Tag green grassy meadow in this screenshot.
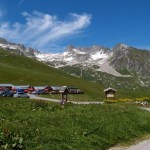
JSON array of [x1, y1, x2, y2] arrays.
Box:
[[40, 93, 101, 102], [0, 98, 150, 150]]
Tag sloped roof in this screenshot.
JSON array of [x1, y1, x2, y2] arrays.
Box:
[[50, 86, 62, 90], [0, 84, 14, 87], [104, 87, 116, 92], [34, 86, 47, 90], [13, 85, 29, 89]]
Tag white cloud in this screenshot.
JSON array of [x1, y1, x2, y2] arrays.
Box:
[[0, 11, 91, 52]]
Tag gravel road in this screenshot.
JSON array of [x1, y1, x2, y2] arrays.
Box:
[[127, 140, 150, 150], [29, 94, 103, 105], [29, 94, 60, 103], [109, 139, 150, 150], [109, 107, 150, 150]]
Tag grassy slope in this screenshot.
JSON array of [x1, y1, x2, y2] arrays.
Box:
[[0, 49, 104, 100], [0, 48, 150, 100], [1, 98, 150, 150]]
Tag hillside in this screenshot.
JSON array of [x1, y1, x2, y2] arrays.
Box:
[[0, 48, 105, 100], [111, 45, 150, 87], [36, 44, 150, 90]]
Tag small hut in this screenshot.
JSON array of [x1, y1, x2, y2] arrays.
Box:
[[104, 87, 116, 99]]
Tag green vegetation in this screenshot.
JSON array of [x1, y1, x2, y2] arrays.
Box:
[[104, 97, 150, 103], [117, 90, 150, 99], [60, 64, 150, 92], [117, 68, 131, 75], [40, 93, 101, 101], [1, 98, 150, 150]]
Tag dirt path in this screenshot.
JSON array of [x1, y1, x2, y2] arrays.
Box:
[[109, 106, 150, 150], [29, 94, 60, 102], [29, 94, 103, 105], [108, 139, 150, 150], [139, 107, 150, 112]]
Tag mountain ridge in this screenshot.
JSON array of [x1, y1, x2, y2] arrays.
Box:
[[0, 38, 150, 89], [0, 38, 40, 58]]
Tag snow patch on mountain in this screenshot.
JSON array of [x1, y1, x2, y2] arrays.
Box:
[[72, 48, 86, 54], [35, 47, 111, 67], [0, 43, 16, 50], [90, 50, 108, 60]]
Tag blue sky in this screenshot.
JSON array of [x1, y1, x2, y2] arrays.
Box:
[[0, 0, 150, 52]]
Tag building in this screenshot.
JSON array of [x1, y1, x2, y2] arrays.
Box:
[[104, 87, 116, 99], [50, 86, 63, 94], [33, 86, 52, 93], [12, 85, 29, 93], [59, 86, 84, 94], [0, 84, 14, 90]]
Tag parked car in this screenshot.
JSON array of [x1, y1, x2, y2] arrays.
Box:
[[14, 92, 30, 98], [0, 90, 4, 95], [32, 90, 48, 95], [16, 89, 24, 93], [0, 90, 14, 97]]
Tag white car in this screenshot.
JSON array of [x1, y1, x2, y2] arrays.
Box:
[[14, 92, 30, 98]]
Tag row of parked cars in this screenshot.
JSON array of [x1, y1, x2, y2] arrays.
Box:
[[0, 90, 30, 98], [0, 88, 50, 98]]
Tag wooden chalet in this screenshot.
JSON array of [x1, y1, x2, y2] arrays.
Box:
[[104, 87, 116, 99]]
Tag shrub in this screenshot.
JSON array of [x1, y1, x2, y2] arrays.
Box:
[[104, 97, 150, 103]]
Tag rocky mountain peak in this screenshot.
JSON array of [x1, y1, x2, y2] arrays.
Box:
[[0, 37, 40, 58], [90, 45, 110, 53], [0, 38, 8, 44], [113, 43, 129, 52], [66, 45, 110, 55], [66, 45, 77, 55]]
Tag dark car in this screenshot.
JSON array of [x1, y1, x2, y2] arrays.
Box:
[[1, 91, 14, 97], [0, 90, 4, 95], [32, 90, 48, 95]]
